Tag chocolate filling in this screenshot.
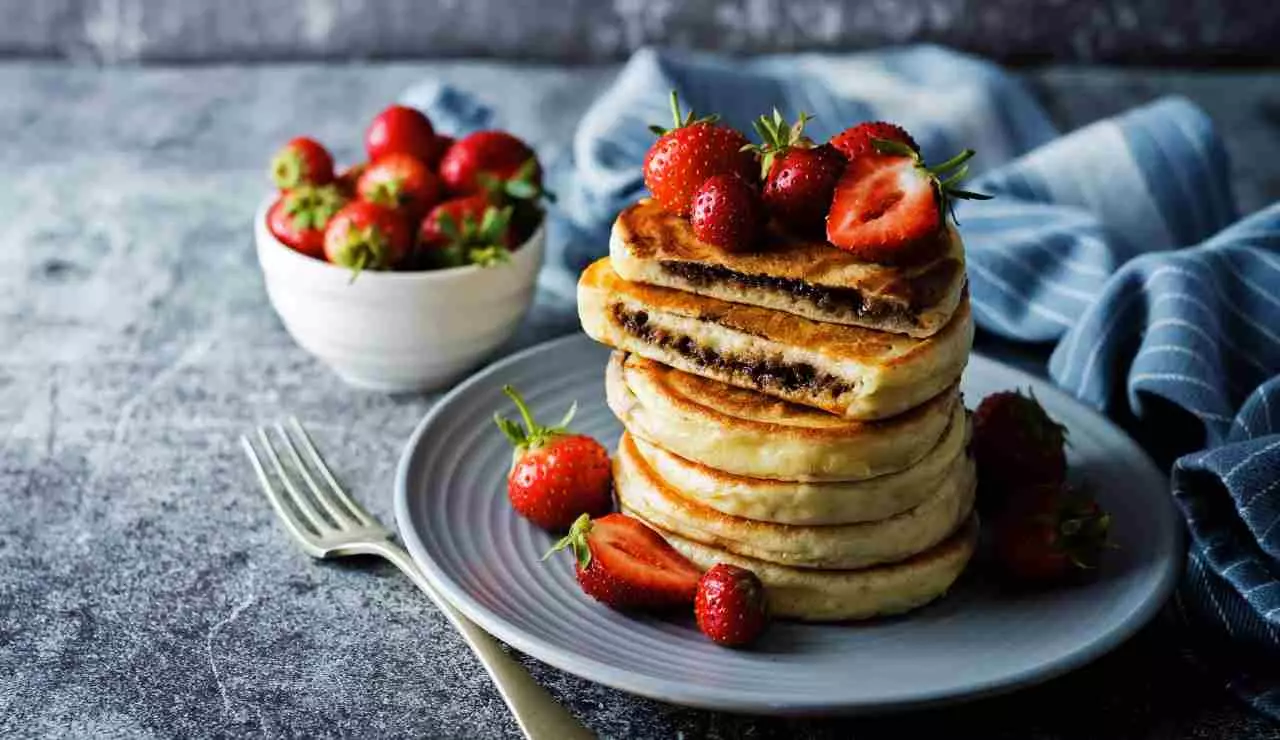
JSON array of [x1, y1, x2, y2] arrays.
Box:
[[611, 304, 851, 398], [659, 260, 904, 323]]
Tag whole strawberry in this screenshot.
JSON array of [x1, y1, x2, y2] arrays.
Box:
[[323, 200, 412, 277], [972, 389, 1069, 505], [829, 120, 919, 161], [695, 564, 769, 647], [365, 105, 438, 165], [418, 195, 518, 268], [334, 162, 368, 199], [495, 386, 613, 531], [743, 109, 845, 237], [544, 513, 702, 610], [992, 482, 1111, 584], [270, 137, 335, 190], [643, 91, 755, 217], [357, 152, 443, 219], [266, 184, 347, 260], [439, 130, 541, 199], [826, 138, 990, 263], [690, 174, 764, 252]]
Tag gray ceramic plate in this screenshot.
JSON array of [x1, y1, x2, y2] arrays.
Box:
[[394, 334, 1181, 714]]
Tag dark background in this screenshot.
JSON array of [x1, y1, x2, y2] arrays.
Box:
[[6, 0, 1280, 66]]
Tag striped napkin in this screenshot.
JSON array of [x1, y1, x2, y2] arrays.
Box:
[[404, 45, 1280, 716]]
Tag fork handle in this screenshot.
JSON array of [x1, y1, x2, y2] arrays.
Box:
[[361, 541, 596, 740]]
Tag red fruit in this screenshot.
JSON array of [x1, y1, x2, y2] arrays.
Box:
[[495, 386, 613, 530], [992, 482, 1111, 584], [335, 162, 368, 198], [270, 137, 335, 190], [545, 513, 702, 610], [365, 105, 437, 164], [419, 195, 518, 268], [266, 184, 347, 260], [825, 141, 989, 263], [356, 153, 443, 219], [695, 564, 769, 647], [439, 130, 541, 198], [322, 200, 411, 276], [829, 121, 919, 161], [433, 135, 455, 162], [743, 109, 845, 237], [972, 390, 1070, 506], [643, 91, 755, 217], [690, 174, 764, 252]]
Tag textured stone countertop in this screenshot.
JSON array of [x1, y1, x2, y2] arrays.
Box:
[[2, 60, 1279, 739]]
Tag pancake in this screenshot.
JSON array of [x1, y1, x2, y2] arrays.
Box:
[[611, 199, 967, 337], [615, 432, 976, 570], [606, 351, 960, 482], [578, 257, 973, 420], [627, 407, 970, 524], [645, 516, 979, 621]]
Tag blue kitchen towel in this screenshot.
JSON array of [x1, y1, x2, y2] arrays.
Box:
[[405, 46, 1280, 717]]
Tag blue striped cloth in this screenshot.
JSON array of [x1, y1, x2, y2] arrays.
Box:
[[405, 46, 1280, 716]]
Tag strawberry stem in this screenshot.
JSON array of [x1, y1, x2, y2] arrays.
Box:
[[930, 148, 976, 175], [542, 513, 593, 568], [493, 384, 573, 451]]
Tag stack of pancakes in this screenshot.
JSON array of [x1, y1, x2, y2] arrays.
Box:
[[577, 199, 977, 621]]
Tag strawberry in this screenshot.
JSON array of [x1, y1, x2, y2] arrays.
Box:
[[270, 137, 335, 190], [829, 121, 919, 161], [323, 200, 412, 277], [544, 513, 702, 610], [439, 131, 541, 199], [992, 482, 1111, 584], [356, 153, 443, 219], [418, 195, 518, 268], [690, 174, 764, 252], [743, 109, 845, 237], [972, 389, 1069, 508], [825, 140, 990, 263], [334, 162, 368, 199], [695, 564, 769, 647], [643, 91, 755, 217], [494, 386, 613, 530], [365, 105, 437, 165], [266, 184, 347, 260]]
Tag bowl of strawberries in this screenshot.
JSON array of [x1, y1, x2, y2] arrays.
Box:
[[256, 104, 549, 392]]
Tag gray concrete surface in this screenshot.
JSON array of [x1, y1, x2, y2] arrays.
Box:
[[2, 61, 1279, 738]]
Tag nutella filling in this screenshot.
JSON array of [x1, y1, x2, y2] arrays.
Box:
[[659, 260, 907, 324], [611, 304, 851, 399]]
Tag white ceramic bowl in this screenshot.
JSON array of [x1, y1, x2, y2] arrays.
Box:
[[254, 195, 544, 392]]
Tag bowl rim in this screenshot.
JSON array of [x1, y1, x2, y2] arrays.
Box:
[[255, 192, 545, 283]]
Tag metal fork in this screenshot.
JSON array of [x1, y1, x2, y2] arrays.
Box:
[[241, 418, 594, 740]]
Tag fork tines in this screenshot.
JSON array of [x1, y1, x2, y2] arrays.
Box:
[[241, 419, 384, 549]]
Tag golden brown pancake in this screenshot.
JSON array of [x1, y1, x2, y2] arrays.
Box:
[[615, 432, 976, 570], [626, 407, 971, 524], [639, 516, 979, 621], [611, 199, 967, 337], [579, 257, 973, 419], [607, 351, 961, 482]]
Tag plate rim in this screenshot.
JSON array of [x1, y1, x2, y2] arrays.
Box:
[[393, 332, 1183, 715]]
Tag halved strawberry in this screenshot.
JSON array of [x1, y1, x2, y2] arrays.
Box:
[[825, 141, 990, 264], [643, 91, 755, 217], [829, 121, 919, 161], [544, 513, 702, 610]]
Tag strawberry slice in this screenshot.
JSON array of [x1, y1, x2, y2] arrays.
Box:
[[825, 140, 990, 264], [544, 513, 702, 610]]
